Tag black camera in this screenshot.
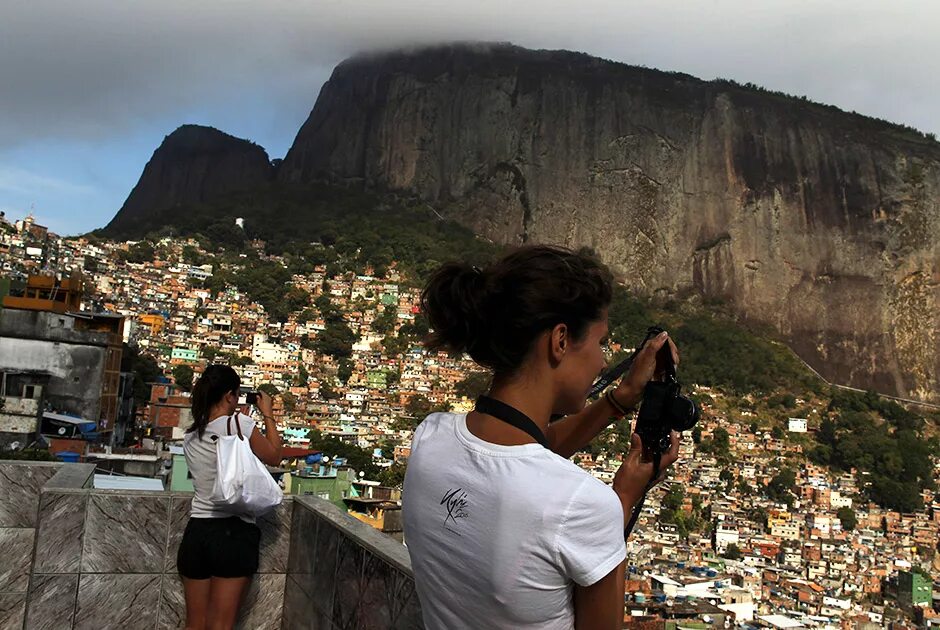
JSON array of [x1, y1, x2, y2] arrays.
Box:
[[633, 327, 700, 456], [240, 387, 258, 406]]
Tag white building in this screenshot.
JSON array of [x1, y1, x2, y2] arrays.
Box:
[[787, 418, 808, 433], [830, 491, 853, 509], [714, 523, 740, 553]]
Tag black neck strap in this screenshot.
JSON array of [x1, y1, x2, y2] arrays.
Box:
[[474, 396, 550, 449]]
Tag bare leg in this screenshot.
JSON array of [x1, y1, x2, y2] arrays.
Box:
[[182, 577, 211, 630], [207, 576, 252, 630]]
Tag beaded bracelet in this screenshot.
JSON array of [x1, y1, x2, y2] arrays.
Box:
[[604, 390, 631, 416]]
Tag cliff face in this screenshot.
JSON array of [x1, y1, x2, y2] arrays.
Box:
[[280, 44, 940, 401], [104, 125, 274, 236]]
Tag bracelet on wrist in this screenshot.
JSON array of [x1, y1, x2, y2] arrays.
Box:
[[604, 390, 632, 416]]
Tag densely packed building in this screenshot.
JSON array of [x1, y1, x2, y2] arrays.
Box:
[[1, 212, 937, 627]]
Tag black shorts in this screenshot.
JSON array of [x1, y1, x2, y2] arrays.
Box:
[[177, 516, 261, 579]]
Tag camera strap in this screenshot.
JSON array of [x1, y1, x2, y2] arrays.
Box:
[[588, 326, 664, 398], [474, 396, 550, 449], [623, 451, 661, 540]]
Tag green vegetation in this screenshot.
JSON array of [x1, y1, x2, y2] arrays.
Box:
[[116, 241, 156, 263], [809, 390, 938, 512], [122, 344, 162, 406], [377, 460, 408, 488], [766, 468, 797, 507], [837, 506, 857, 531], [102, 183, 498, 286], [305, 429, 378, 478], [656, 484, 706, 540], [698, 427, 730, 459], [315, 320, 356, 359], [171, 365, 194, 391], [606, 287, 820, 395], [721, 543, 742, 561]]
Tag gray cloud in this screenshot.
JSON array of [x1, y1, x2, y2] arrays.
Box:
[[2, 0, 938, 151]]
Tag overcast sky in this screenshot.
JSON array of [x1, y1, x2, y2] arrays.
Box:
[[1, 0, 938, 234]]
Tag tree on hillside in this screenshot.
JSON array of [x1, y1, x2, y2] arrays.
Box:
[[305, 429, 377, 478], [378, 460, 408, 488], [172, 364, 194, 391], [123, 344, 162, 406], [454, 371, 491, 399], [337, 359, 354, 385], [701, 427, 730, 458], [722, 543, 742, 561], [837, 507, 857, 531], [315, 320, 356, 359], [766, 468, 796, 507], [662, 485, 685, 511]]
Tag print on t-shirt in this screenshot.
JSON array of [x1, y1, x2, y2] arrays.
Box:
[[440, 487, 470, 535]]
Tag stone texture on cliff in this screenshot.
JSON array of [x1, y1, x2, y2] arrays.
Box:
[[280, 43, 940, 401], [104, 125, 274, 236]]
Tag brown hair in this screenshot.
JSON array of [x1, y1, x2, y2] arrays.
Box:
[[421, 245, 613, 376], [188, 364, 240, 438]]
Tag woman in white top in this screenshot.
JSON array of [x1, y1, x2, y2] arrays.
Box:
[[177, 364, 283, 630], [403, 245, 681, 629]]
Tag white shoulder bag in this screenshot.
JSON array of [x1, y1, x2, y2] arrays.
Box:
[[209, 414, 283, 517]]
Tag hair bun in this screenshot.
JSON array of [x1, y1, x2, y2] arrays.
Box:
[[421, 262, 487, 356]]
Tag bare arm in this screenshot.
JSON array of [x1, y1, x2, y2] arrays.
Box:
[[546, 389, 639, 459], [547, 333, 677, 459], [248, 390, 283, 467], [574, 560, 626, 630]]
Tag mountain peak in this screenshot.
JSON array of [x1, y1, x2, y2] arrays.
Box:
[[102, 125, 274, 237]]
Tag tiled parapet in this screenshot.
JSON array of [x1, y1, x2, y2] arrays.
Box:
[[284, 496, 423, 630], [0, 462, 62, 630], [0, 462, 421, 630], [0, 461, 293, 630], [0, 463, 61, 529], [82, 493, 170, 573], [32, 492, 87, 574]]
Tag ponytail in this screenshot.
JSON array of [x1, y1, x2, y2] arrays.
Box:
[[188, 364, 240, 438]]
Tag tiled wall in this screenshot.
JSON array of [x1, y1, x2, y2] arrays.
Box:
[[282, 496, 423, 630], [0, 462, 292, 630], [0, 462, 61, 630], [0, 464, 423, 630]]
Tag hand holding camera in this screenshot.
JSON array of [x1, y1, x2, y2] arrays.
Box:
[[256, 390, 274, 418], [613, 430, 680, 509], [612, 330, 679, 409], [605, 326, 700, 537]]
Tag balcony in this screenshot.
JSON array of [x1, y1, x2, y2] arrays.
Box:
[[0, 461, 422, 629]]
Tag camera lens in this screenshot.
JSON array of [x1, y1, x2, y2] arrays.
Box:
[[669, 397, 700, 431]]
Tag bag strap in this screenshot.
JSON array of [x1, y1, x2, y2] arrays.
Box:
[[227, 413, 245, 440]]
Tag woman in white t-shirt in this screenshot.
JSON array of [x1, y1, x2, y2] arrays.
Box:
[[403, 245, 681, 629], [176, 364, 283, 630]]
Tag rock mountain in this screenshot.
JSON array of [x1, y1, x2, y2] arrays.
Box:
[[104, 125, 274, 236], [108, 44, 940, 402]]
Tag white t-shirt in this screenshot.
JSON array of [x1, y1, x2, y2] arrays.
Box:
[[402, 412, 626, 630], [183, 413, 257, 522]]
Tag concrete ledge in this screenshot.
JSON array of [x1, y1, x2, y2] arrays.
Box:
[[295, 495, 413, 576], [44, 462, 95, 489]]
